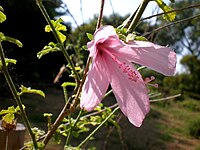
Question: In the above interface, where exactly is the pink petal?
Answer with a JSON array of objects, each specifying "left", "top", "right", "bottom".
[
  {"left": 88, "top": 25, "right": 119, "bottom": 58},
  {"left": 80, "top": 56, "right": 109, "bottom": 111},
  {"left": 104, "top": 55, "right": 150, "bottom": 127},
  {"left": 115, "top": 40, "right": 177, "bottom": 76},
  {"left": 93, "top": 25, "right": 118, "bottom": 44}
]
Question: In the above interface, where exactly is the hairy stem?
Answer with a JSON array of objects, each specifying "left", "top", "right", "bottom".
[{"left": 0, "top": 42, "right": 38, "bottom": 149}]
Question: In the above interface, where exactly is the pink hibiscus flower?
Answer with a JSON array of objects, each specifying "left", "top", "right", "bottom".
[{"left": 80, "top": 25, "right": 176, "bottom": 127}]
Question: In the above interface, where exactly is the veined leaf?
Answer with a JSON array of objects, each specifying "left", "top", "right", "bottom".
[
  {"left": 155, "top": 0, "right": 176, "bottom": 21},
  {"left": 0, "top": 7, "right": 6, "bottom": 23},
  {"left": 37, "top": 42, "right": 61, "bottom": 59},
  {"left": 18, "top": 85, "right": 45, "bottom": 98}
]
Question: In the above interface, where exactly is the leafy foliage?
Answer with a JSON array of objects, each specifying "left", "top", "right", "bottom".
[
  {"left": 154, "top": 0, "right": 176, "bottom": 21},
  {"left": 0, "top": 6, "right": 6, "bottom": 23},
  {"left": 45, "top": 18, "right": 67, "bottom": 43},
  {"left": 18, "top": 85, "right": 45, "bottom": 98}
]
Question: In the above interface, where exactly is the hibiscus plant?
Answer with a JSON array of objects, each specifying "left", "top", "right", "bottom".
[{"left": 0, "top": 0, "right": 179, "bottom": 149}]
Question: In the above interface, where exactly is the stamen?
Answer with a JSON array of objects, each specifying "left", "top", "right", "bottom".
[
  {"left": 144, "top": 76, "right": 158, "bottom": 88},
  {"left": 100, "top": 46, "right": 139, "bottom": 82}
]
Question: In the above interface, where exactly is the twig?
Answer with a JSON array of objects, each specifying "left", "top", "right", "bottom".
[
  {"left": 141, "top": 3, "right": 200, "bottom": 21},
  {"left": 143, "top": 14, "right": 200, "bottom": 36},
  {"left": 150, "top": 94, "right": 181, "bottom": 102}
]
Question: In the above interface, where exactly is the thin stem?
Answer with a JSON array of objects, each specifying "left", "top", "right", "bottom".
[
  {"left": 118, "top": 5, "right": 140, "bottom": 29},
  {"left": 66, "top": 109, "right": 83, "bottom": 145},
  {"left": 35, "top": 0, "right": 80, "bottom": 83},
  {"left": 143, "top": 14, "right": 200, "bottom": 36},
  {"left": 141, "top": 3, "right": 200, "bottom": 21},
  {"left": 0, "top": 42, "right": 38, "bottom": 149},
  {"left": 96, "top": 0, "right": 105, "bottom": 29},
  {"left": 77, "top": 107, "right": 119, "bottom": 148},
  {"left": 150, "top": 94, "right": 181, "bottom": 102},
  {"left": 127, "top": 0, "right": 150, "bottom": 32},
  {"left": 41, "top": 0, "right": 105, "bottom": 146},
  {"left": 5, "top": 131, "right": 9, "bottom": 150}
]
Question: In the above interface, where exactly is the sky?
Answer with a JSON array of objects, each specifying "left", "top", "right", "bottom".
[{"left": 60, "top": 0, "right": 183, "bottom": 73}]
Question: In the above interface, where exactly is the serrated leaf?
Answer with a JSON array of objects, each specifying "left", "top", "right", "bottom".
[
  {"left": 155, "top": 0, "right": 176, "bottom": 21},
  {"left": 18, "top": 85, "right": 45, "bottom": 98},
  {"left": 61, "top": 82, "right": 76, "bottom": 87},
  {"left": 37, "top": 42, "right": 61, "bottom": 59},
  {"left": 86, "top": 33, "right": 93, "bottom": 40}
]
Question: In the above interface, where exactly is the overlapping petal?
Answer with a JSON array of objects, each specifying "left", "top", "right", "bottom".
[{"left": 80, "top": 56, "right": 109, "bottom": 111}]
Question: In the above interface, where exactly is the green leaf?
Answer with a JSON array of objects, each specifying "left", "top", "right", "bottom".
[
  {"left": 15, "top": 105, "right": 26, "bottom": 112},
  {"left": 57, "top": 31, "right": 66, "bottom": 43},
  {"left": 0, "top": 32, "right": 22, "bottom": 47},
  {"left": 154, "top": 0, "right": 176, "bottom": 21},
  {"left": 2, "top": 113, "right": 15, "bottom": 124},
  {"left": 61, "top": 82, "right": 76, "bottom": 87},
  {"left": 0, "top": 7, "right": 6, "bottom": 23},
  {"left": 18, "top": 85, "right": 45, "bottom": 98},
  {"left": 43, "top": 113, "right": 52, "bottom": 117},
  {"left": 0, "top": 106, "right": 15, "bottom": 115},
  {"left": 37, "top": 42, "right": 61, "bottom": 59},
  {"left": 45, "top": 18, "right": 67, "bottom": 43},
  {"left": 0, "top": 58, "right": 17, "bottom": 70},
  {"left": 126, "top": 34, "right": 148, "bottom": 43},
  {"left": 86, "top": 33, "right": 93, "bottom": 40}
]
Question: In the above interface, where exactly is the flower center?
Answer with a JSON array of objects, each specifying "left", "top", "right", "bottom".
[{"left": 99, "top": 45, "right": 139, "bottom": 82}]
